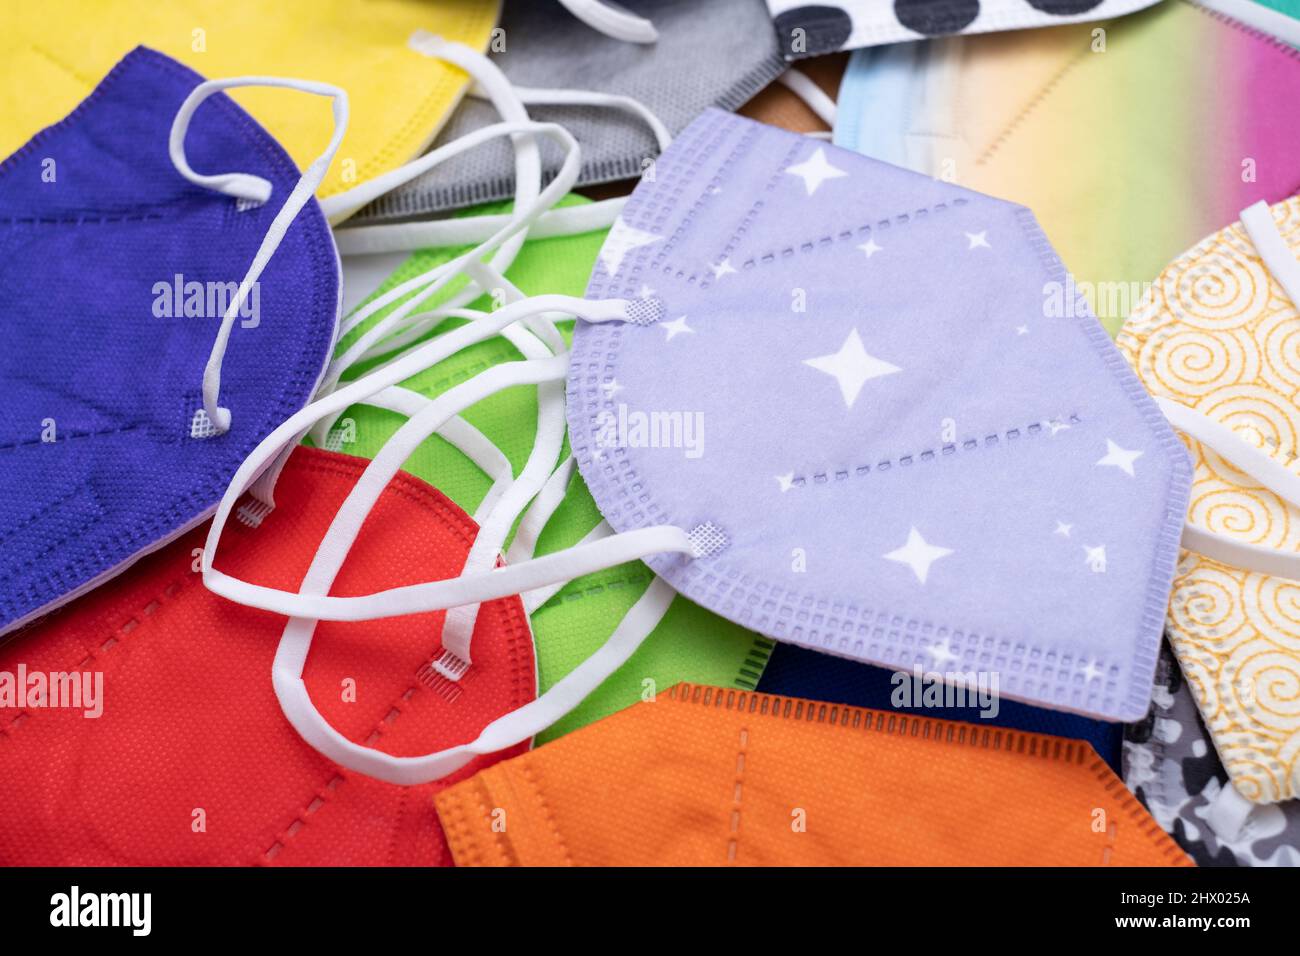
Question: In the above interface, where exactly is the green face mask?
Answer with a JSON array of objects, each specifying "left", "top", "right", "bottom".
[{"left": 326, "top": 196, "right": 771, "bottom": 742}]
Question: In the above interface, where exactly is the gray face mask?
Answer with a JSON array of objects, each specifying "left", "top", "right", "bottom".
[
  {"left": 352, "top": 0, "right": 785, "bottom": 222},
  {"left": 1123, "top": 643, "right": 1300, "bottom": 867}
]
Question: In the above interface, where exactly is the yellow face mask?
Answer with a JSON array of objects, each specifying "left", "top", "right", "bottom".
[{"left": 1, "top": 0, "right": 500, "bottom": 200}]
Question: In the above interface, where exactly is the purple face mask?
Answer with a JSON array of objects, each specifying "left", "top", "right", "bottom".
[
  {"left": 567, "top": 109, "right": 1193, "bottom": 722},
  {"left": 196, "top": 108, "right": 1192, "bottom": 785},
  {"left": 0, "top": 48, "right": 339, "bottom": 636}
]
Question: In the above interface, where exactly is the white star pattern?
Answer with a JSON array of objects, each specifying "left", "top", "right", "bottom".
[
  {"left": 601, "top": 379, "right": 625, "bottom": 398},
  {"left": 1016, "top": 325, "right": 1030, "bottom": 335},
  {"left": 884, "top": 528, "right": 954, "bottom": 584},
  {"left": 1096, "top": 439, "right": 1143, "bottom": 477},
  {"left": 775, "top": 472, "right": 795, "bottom": 493},
  {"left": 1045, "top": 419, "right": 1070, "bottom": 436},
  {"left": 927, "top": 638, "right": 961, "bottom": 668},
  {"left": 966, "top": 231, "right": 990, "bottom": 250},
  {"left": 662, "top": 315, "right": 694, "bottom": 341},
  {"left": 784, "top": 147, "right": 847, "bottom": 196},
  {"left": 803, "top": 329, "right": 901, "bottom": 409},
  {"left": 711, "top": 258, "right": 736, "bottom": 279},
  {"left": 1083, "top": 545, "right": 1107, "bottom": 573},
  {"left": 639, "top": 284, "right": 655, "bottom": 298},
  {"left": 858, "top": 238, "right": 883, "bottom": 258},
  {"left": 1054, "top": 521, "right": 1072, "bottom": 537},
  {"left": 1079, "top": 659, "right": 1105, "bottom": 683},
  {"left": 598, "top": 220, "right": 662, "bottom": 278}
]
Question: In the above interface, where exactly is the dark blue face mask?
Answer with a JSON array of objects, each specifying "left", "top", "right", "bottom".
[{"left": 0, "top": 47, "right": 341, "bottom": 635}]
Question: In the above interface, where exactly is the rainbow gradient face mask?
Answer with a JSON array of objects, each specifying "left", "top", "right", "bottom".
[
  {"left": 0, "top": 48, "right": 340, "bottom": 636},
  {"left": 200, "top": 91, "right": 1194, "bottom": 786},
  {"left": 1117, "top": 195, "right": 1300, "bottom": 805},
  {"left": 832, "top": 0, "right": 1300, "bottom": 334},
  {"left": 764, "top": 0, "right": 1161, "bottom": 58},
  {"left": 352, "top": 0, "right": 784, "bottom": 221},
  {"left": 0, "top": 0, "right": 500, "bottom": 203}
]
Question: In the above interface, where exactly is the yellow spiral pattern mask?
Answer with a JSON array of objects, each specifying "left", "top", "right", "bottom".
[
  {"left": 1118, "top": 196, "right": 1300, "bottom": 804},
  {"left": 0, "top": 0, "right": 500, "bottom": 200}
]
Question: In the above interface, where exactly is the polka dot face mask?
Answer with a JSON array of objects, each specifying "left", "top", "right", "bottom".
[{"left": 764, "top": 0, "right": 1161, "bottom": 57}]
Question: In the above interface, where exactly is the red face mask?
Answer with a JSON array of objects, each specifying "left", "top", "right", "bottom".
[{"left": 0, "top": 447, "right": 536, "bottom": 865}]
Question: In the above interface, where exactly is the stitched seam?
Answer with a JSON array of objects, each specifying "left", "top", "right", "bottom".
[
  {"left": 782, "top": 413, "right": 1084, "bottom": 490},
  {"left": 0, "top": 50, "right": 338, "bottom": 626},
  {"left": 974, "top": 38, "right": 1094, "bottom": 167},
  {"left": 0, "top": 571, "right": 195, "bottom": 737},
  {"left": 666, "top": 683, "right": 1194, "bottom": 864},
  {"left": 726, "top": 727, "right": 748, "bottom": 864},
  {"left": 327, "top": 4, "right": 497, "bottom": 197},
  {"left": 0, "top": 424, "right": 142, "bottom": 452},
  {"left": 521, "top": 759, "right": 572, "bottom": 866}
]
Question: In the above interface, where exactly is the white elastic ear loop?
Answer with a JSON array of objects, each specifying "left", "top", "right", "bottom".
[
  {"left": 316, "top": 120, "right": 580, "bottom": 394},
  {"left": 778, "top": 69, "right": 838, "bottom": 128},
  {"left": 200, "top": 296, "right": 656, "bottom": 592},
  {"left": 1159, "top": 394, "right": 1300, "bottom": 579},
  {"left": 556, "top": 0, "right": 658, "bottom": 43},
  {"left": 207, "top": 362, "right": 693, "bottom": 617},
  {"left": 320, "top": 36, "right": 543, "bottom": 224},
  {"left": 275, "top": 576, "right": 676, "bottom": 785},
  {"left": 1242, "top": 199, "right": 1300, "bottom": 311},
  {"left": 492, "top": 85, "right": 673, "bottom": 152},
  {"left": 357, "top": 385, "right": 515, "bottom": 526},
  {"left": 1161, "top": 202, "right": 1300, "bottom": 579},
  {"left": 320, "top": 37, "right": 570, "bottom": 388},
  {"left": 333, "top": 196, "right": 627, "bottom": 256},
  {"left": 169, "top": 76, "right": 348, "bottom": 435}
]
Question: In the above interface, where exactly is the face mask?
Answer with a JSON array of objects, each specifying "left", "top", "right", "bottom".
[
  {"left": 349, "top": 0, "right": 785, "bottom": 221},
  {"left": 1116, "top": 195, "right": 1300, "bottom": 805},
  {"left": 832, "top": 0, "right": 1300, "bottom": 334},
  {"left": 0, "top": 48, "right": 340, "bottom": 637},
  {"left": 0, "top": 0, "right": 500, "bottom": 203},
  {"left": 1124, "top": 643, "right": 1300, "bottom": 866},
  {"left": 757, "top": 643, "right": 1125, "bottom": 771},
  {"left": 0, "top": 448, "right": 534, "bottom": 865},
  {"left": 1199, "top": 0, "right": 1300, "bottom": 45},
  {"left": 764, "top": 0, "right": 1160, "bottom": 58},
  {"left": 433, "top": 683, "right": 1192, "bottom": 866},
  {"left": 202, "top": 105, "right": 1193, "bottom": 786},
  {"left": 330, "top": 197, "right": 772, "bottom": 743}
]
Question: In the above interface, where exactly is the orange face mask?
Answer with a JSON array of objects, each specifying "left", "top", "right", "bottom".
[{"left": 436, "top": 684, "right": 1193, "bottom": 867}]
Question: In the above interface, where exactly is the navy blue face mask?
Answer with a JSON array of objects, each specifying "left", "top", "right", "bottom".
[{"left": 0, "top": 47, "right": 341, "bottom": 635}]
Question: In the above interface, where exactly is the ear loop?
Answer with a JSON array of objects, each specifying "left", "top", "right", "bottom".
[
  {"left": 169, "top": 76, "right": 348, "bottom": 436},
  {"left": 556, "top": 0, "right": 658, "bottom": 44},
  {"left": 1160, "top": 199, "right": 1300, "bottom": 579},
  {"left": 329, "top": 77, "right": 674, "bottom": 257},
  {"left": 778, "top": 68, "right": 838, "bottom": 140},
  {"left": 222, "top": 39, "right": 574, "bottom": 524}
]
